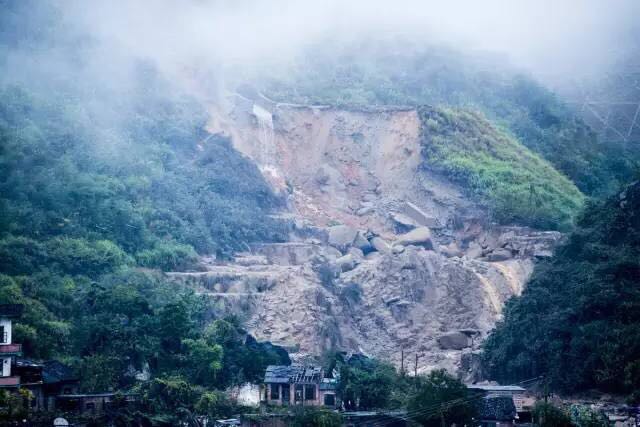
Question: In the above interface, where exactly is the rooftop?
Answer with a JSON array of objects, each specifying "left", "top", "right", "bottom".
[
  {"left": 477, "top": 396, "right": 517, "bottom": 421},
  {"left": 467, "top": 384, "right": 526, "bottom": 392},
  {"left": 264, "top": 364, "right": 323, "bottom": 384}
]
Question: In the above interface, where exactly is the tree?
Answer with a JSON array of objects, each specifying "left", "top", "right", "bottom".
[
  {"left": 291, "top": 407, "right": 343, "bottom": 427},
  {"left": 338, "top": 359, "right": 399, "bottom": 410},
  {"left": 533, "top": 402, "right": 572, "bottom": 427},
  {"left": 407, "top": 369, "right": 477, "bottom": 427}
]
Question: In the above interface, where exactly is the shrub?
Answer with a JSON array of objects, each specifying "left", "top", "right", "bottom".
[{"left": 418, "top": 106, "right": 584, "bottom": 230}]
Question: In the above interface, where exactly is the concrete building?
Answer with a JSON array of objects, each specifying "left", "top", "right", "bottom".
[
  {"left": 262, "top": 365, "right": 338, "bottom": 407},
  {"left": 0, "top": 304, "right": 23, "bottom": 389}
]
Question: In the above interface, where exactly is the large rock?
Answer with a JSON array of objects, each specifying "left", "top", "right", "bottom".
[
  {"left": 370, "top": 236, "right": 392, "bottom": 253},
  {"left": 390, "top": 212, "right": 419, "bottom": 230},
  {"left": 348, "top": 247, "right": 365, "bottom": 260},
  {"left": 328, "top": 225, "right": 358, "bottom": 251},
  {"left": 394, "top": 227, "right": 437, "bottom": 251},
  {"left": 466, "top": 241, "right": 483, "bottom": 259},
  {"left": 353, "top": 231, "right": 373, "bottom": 253},
  {"left": 334, "top": 254, "right": 357, "bottom": 272},
  {"left": 440, "top": 242, "right": 462, "bottom": 258},
  {"left": 403, "top": 201, "right": 440, "bottom": 228},
  {"left": 487, "top": 248, "right": 512, "bottom": 262},
  {"left": 437, "top": 331, "right": 471, "bottom": 350}
]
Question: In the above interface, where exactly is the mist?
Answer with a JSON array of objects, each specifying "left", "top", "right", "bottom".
[{"left": 3, "top": 0, "right": 639, "bottom": 98}]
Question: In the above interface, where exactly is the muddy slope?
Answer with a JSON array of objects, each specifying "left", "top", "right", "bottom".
[{"left": 169, "top": 93, "right": 561, "bottom": 375}]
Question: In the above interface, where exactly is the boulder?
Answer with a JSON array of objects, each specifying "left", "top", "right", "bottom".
[
  {"left": 370, "top": 236, "right": 392, "bottom": 253},
  {"left": 437, "top": 331, "right": 471, "bottom": 350},
  {"left": 357, "top": 206, "right": 374, "bottom": 216},
  {"left": 348, "top": 247, "right": 365, "bottom": 260},
  {"left": 394, "top": 227, "right": 437, "bottom": 251},
  {"left": 353, "top": 231, "right": 373, "bottom": 253},
  {"left": 334, "top": 254, "right": 357, "bottom": 272},
  {"left": 403, "top": 201, "right": 440, "bottom": 228},
  {"left": 328, "top": 225, "right": 358, "bottom": 251},
  {"left": 392, "top": 245, "right": 405, "bottom": 254},
  {"left": 487, "top": 248, "right": 512, "bottom": 262},
  {"left": 390, "top": 212, "right": 419, "bottom": 230},
  {"left": 364, "top": 251, "right": 382, "bottom": 261},
  {"left": 440, "top": 242, "right": 462, "bottom": 258},
  {"left": 323, "top": 246, "right": 343, "bottom": 260},
  {"left": 466, "top": 241, "right": 483, "bottom": 259}
]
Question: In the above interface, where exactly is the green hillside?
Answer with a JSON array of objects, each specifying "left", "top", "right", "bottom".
[
  {"left": 482, "top": 181, "right": 640, "bottom": 400},
  {"left": 418, "top": 106, "right": 585, "bottom": 230},
  {"left": 248, "top": 42, "right": 640, "bottom": 198}
]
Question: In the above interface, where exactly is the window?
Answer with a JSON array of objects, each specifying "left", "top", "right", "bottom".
[
  {"left": 305, "top": 385, "right": 316, "bottom": 401},
  {"left": 270, "top": 384, "right": 279, "bottom": 400},
  {"left": 294, "top": 384, "right": 303, "bottom": 402},
  {"left": 0, "top": 325, "right": 5, "bottom": 343},
  {"left": 324, "top": 394, "right": 335, "bottom": 406}
]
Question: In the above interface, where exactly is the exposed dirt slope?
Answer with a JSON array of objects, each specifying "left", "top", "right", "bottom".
[{"left": 168, "top": 93, "right": 562, "bottom": 375}]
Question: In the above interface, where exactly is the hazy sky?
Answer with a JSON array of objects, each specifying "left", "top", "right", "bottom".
[{"left": 66, "top": 0, "right": 639, "bottom": 86}]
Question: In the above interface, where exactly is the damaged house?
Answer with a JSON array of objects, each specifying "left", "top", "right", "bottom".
[{"left": 262, "top": 365, "right": 338, "bottom": 407}]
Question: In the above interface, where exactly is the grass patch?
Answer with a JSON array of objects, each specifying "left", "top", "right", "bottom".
[{"left": 418, "top": 106, "right": 584, "bottom": 230}]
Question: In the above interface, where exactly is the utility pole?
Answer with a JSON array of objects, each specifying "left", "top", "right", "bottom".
[
  {"left": 542, "top": 376, "right": 549, "bottom": 427},
  {"left": 414, "top": 353, "right": 419, "bottom": 378},
  {"left": 400, "top": 348, "right": 405, "bottom": 376}
]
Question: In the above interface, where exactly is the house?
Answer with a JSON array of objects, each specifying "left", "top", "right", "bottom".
[
  {"left": 0, "top": 304, "right": 23, "bottom": 389},
  {"left": 475, "top": 396, "right": 518, "bottom": 427},
  {"left": 13, "top": 358, "right": 80, "bottom": 411},
  {"left": 262, "top": 365, "right": 338, "bottom": 407},
  {"left": 467, "top": 384, "right": 533, "bottom": 427},
  {"left": 467, "top": 385, "right": 527, "bottom": 412}
]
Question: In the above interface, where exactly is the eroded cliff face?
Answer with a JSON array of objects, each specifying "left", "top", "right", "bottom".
[{"left": 169, "top": 93, "right": 561, "bottom": 375}]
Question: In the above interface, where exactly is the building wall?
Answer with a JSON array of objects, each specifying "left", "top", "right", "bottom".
[
  {"left": 0, "top": 318, "right": 11, "bottom": 344},
  {"left": 265, "top": 383, "right": 325, "bottom": 406},
  {"left": 1, "top": 357, "right": 10, "bottom": 377}
]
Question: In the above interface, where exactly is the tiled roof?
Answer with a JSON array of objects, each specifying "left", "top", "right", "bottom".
[
  {"left": 478, "top": 396, "right": 517, "bottom": 421},
  {"left": 43, "top": 360, "right": 77, "bottom": 384},
  {"left": 264, "top": 364, "right": 322, "bottom": 384},
  {"left": 468, "top": 384, "right": 526, "bottom": 392}
]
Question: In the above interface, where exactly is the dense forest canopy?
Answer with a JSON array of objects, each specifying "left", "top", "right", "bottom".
[{"left": 482, "top": 181, "right": 640, "bottom": 401}]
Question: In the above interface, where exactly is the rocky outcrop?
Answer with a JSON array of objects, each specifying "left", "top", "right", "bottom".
[
  {"left": 394, "top": 227, "right": 437, "bottom": 251},
  {"left": 438, "top": 332, "right": 472, "bottom": 350},
  {"left": 328, "top": 225, "right": 359, "bottom": 252}
]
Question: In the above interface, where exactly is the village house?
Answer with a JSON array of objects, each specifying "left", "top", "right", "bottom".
[
  {"left": 0, "top": 304, "right": 23, "bottom": 389},
  {"left": 467, "top": 384, "right": 532, "bottom": 427},
  {"left": 467, "top": 384, "right": 527, "bottom": 412},
  {"left": 14, "top": 358, "right": 80, "bottom": 411},
  {"left": 262, "top": 364, "right": 338, "bottom": 407}
]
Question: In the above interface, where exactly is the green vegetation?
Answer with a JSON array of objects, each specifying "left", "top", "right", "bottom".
[
  {"left": 337, "top": 355, "right": 406, "bottom": 410},
  {"left": 418, "top": 106, "right": 584, "bottom": 230},
  {"left": 408, "top": 370, "right": 478, "bottom": 427},
  {"left": 0, "top": 39, "right": 288, "bottom": 423},
  {"left": 329, "top": 354, "right": 478, "bottom": 426},
  {"left": 482, "top": 181, "right": 640, "bottom": 401},
  {"left": 533, "top": 402, "right": 573, "bottom": 427},
  {"left": 247, "top": 42, "right": 640, "bottom": 198},
  {"left": 290, "top": 407, "right": 343, "bottom": 427}
]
